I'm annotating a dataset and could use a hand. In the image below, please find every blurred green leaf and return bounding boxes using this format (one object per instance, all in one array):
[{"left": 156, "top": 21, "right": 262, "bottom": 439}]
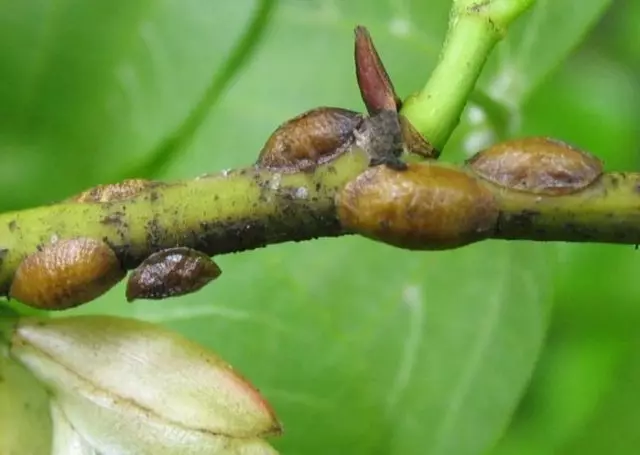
[
  {"left": 559, "top": 339, "right": 638, "bottom": 455},
  {"left": 54, "top": 2, "right": 561, "bottom": 453},
  {"left": 0, "top": 349, "right": 52, "bottom": 455},
  {"left": 479, "top": 0, "right": 613, "bottom": 104},
  {"left": 523, "top": 43, "right": 640, "bottom": 329},
  {"left": 0, "top": 0, "right": 262, "bottom": 209},
  {"left": 71, "top": 239, "right": 552, "bottom": 455},
  {"left": 0, "top": 0, "right": 620, "bottom": 454},
  {"left": 522, "top": 44, "right": 640, "bottom": 328},
  {"left": 490, "top": 6, "right": 640, "bottom": 453}
]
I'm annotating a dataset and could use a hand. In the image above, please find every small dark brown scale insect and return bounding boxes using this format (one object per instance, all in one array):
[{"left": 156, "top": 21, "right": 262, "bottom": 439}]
[
  {"left": 336, "top": 163, "right": 499, "bottom": 250},
  {"left": 467, "top": 137, "right": 603, "bottom": 195},
  {"left": 68, "top": 179, "right": 162, "bottom": 203},
  {"left": 126, "top": 247, "right": 222, "bottom": 302},
  {"left": 9, "top": 237, "right": 125, "bottom": 310},
  {"left": 256, "top": 107, "right": 364, "bottom": 171}
]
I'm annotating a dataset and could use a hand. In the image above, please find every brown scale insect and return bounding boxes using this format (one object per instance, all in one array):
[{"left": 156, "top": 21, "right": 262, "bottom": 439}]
[
  {"left": 9, "top": 237, "right": 125, "bottom": 310},
  {"left": 256, "top": 107, "right": 364, "bottom": 171},
  {"left": 467, "top": 137, "right": 603, "bottom": 195},
  {"left": 336, "top": 163, "right": 499, "bottom": 250},
  {"left": 126, "top": 247, "right": 222, "bottom": 302},
  {"left": 68, "top": 179, "right": 163, "bottom": 203},
  {"left": 256, "top": 26, "right": 436, "bottom": 173}
]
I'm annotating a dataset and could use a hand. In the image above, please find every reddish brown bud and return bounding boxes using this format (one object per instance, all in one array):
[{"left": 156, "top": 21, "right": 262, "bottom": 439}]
[
  {"left": 10, "top": 238, "right": 125, "bottom": 310},
  {"left": 256, "top": 107, "right": 363, "bottom": 171},
  {"left": 69, "top": 179, "right": 163, "bottom": 203},
  {"left": 126, "top": 247, "right": 222, "bottom": 302},
  {"left": 354, "top": 26, "right": 438, "bottom": 160},
  {"left": 336, "top": 163, "right": 499, "bottom": 250},
  {"left": 467, "top": 137, "right": 603, "bottom": 195},
  {"left": 354, "top": 25, "right": 400, "bottom": 114}
]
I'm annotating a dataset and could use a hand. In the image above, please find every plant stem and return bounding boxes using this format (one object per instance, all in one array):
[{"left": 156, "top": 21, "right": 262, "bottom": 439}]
[
  {"left": 0, "top": 149, "right": 370, "bottom": 295},
  {"left": 1, "top": 146, "right": 640, "bottom": 297},
  {"left": 400, "top": 0, "right": 535, "bottom": 150},
  {"left": 493, "top": 172, "right": 640, "bottom": 243}
]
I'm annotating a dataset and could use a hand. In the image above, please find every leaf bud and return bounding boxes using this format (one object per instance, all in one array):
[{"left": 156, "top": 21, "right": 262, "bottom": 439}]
[{"left": 10, "top": 316, "right": 281, "bottom": 454}]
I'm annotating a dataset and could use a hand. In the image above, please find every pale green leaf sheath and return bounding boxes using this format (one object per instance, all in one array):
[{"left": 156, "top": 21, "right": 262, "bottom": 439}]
[
  {"left": 0, "top": 345, "right": 52, "bottom": 455},
  {"left": 9, "top": 316, "right": 281, "bottom": 455}
]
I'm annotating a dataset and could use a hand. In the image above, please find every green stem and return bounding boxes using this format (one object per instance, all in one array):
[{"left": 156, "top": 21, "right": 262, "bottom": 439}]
[
  {"left": 1, "top": 146, "right": 640, "bottom": 298},
  {"left": 491, "top": 172, "right": 640, "bottom": 243},
  {"left": 400, "top": 0, "right": 535, "bottom": 150},
  {"left": 0, "top": 149, "right": 370, "bottom": 295}
]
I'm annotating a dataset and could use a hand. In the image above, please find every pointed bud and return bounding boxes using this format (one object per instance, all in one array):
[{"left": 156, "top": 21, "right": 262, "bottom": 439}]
[
  {"left": 354, "top": 25, "right": 400, "bottom": 114},
  {"left": 354, "top": 26, "right": 438, "bottom": 160},
  {"left": 10, "top": 315, "right": 281, "bottom": 454}
]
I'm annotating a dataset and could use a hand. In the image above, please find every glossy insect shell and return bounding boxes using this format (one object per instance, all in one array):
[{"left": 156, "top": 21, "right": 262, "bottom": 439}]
[
  {"left": 256, "top": 107, "right": 363, "bottom": 171},
  {"left": 336, "top": 163, "right": 499, "bottom": 250},
  {"left": 126, "top": 247, "right": 222, "bottom": 302},
  {"left": 467, "top": 137, "right": 603, "bottom": 195},
  {"left": 9, "top": 238, "right": 125, "bottom": 310},
  {"left": 68, "top": 179, "right": 161, "bottom": 203}
]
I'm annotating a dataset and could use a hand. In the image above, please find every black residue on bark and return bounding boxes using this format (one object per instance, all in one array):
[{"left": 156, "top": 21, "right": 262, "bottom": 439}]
[
  {"left": 106, "top": 180, "right": 344, "bottom": 271},
  {"left": 100, "top": 211, "right": 125, "bottom": 227},
  {"left": 496, "top": 209, "right": 541, "bottom": 235},
  {"left": 495, "top": 208, "right": 640, "bottom": 243},
  {"left": 145, "top": 218, "right": 167, "bottom": 251}
]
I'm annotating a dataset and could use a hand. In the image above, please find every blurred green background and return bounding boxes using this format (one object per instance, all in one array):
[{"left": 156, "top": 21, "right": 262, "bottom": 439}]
[{"left": 0, "top": 0, "right": 638, "bottom": 454}]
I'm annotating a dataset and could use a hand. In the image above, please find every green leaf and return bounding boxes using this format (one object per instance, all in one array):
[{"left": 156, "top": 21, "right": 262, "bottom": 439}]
[
  {"left": 44, "top": 2, "right": 555, "bottom": 452},
  {"left": 3, "top": 0, "right": 605, "bottom": 453},
  {"left": 0, "top": 348, "right": 52, "bottom": 455},
  {"left": 478, "top": 0, "right": 613, "bottom": 104},
  {"left": 522, "top": 44, "right": 640, "bottom": 332},
  {"left": 0, "top": 0, "right": 261, "bottom": 210},
  {"left": 490, "top": 17, "right": 640, "bottom": 454},
  {"left": 72, "top": 240, "right": 552, "bottom": 455},
  {"left": 559, "top": 339, "right": 640, "bottom": 455}
]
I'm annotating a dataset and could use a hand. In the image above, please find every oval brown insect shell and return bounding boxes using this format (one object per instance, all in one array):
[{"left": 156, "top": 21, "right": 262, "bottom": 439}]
[
  {"left": 336, "top": 163, "right": 499, "bottom": 250},
  {"left": 68, "top": 178, "right": 162, "bottom": 203},
  {"left": 126, "top": 247, "right": 222, "bottom": 302},
  {"left": 256, "top": 107, "right": 364, "bottom": 171},
  {"left": 9, "top": 237, "right": 126, "bottom": 310},
  {"left": 467, "top": 136, "right": 604, "bottom": 195}
]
